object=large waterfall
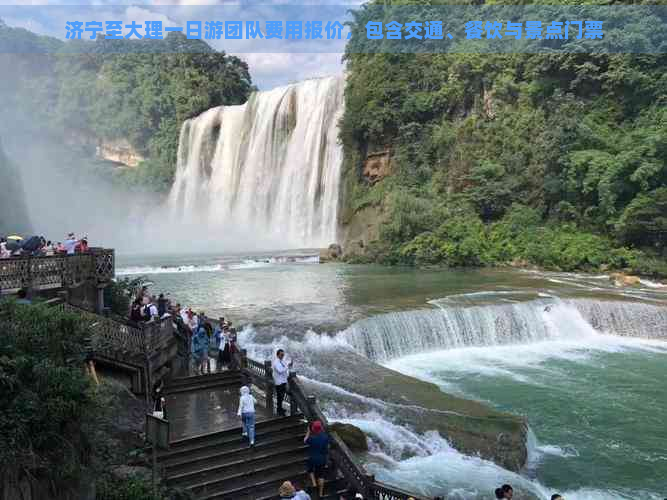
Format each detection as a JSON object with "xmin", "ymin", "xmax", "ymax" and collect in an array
[
  {"xmin": 168, "ymin": 76, "xmax": 344, "ymax": 248},
  {"xmin": 342, "ymin": 298, "xmax": 667, "ymax": 362}
]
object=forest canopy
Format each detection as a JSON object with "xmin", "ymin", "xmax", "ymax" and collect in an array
[
  {"xmin": 0, "ymin": 20, "xmax": 252, "ymax": 192},
  {"xmin": 340, "ymin": 0, "xmax": 667, "ymax": 275}
]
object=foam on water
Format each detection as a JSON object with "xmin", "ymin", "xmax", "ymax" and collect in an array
[
  {"xmin": 341, "ymin": 297, "xmax": 667, "ymax": 363},
  {"xmin": 116, "ymin": 254, "xmax": 320, "ymax": 275},
  {"xmin": 329, "ymin": 412, "xmax": 654, "ymax": 500},
  {"xmin": 116, "ymin": 264, "xmax": 224, "ymax": 276}
]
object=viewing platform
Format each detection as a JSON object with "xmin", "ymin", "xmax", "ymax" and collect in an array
[{"xmin": 0, "ymin": 248, "xmax": 115, "ymax": 312}]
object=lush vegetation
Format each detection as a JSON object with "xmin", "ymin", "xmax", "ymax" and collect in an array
[
  {"xmin": 0, "ymin": 19, "xmax": 253, "ymax": 193},
  {"xmin": 0, "ymin": 301, "xmax": 95, "ymax": 488},
  {"xmin": 341, "ymin": 1, "xmax": 667, "ymax": 276},
  {"xmin": 0, "ymin": 300, "xmax": 183, "ymax": 499}
]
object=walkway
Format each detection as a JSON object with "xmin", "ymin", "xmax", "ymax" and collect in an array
[{"xmin": 167, "ymin": 384, "xmax": 273, "ymax": 440}]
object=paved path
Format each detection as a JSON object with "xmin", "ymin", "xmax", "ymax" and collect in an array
[{"xmin": 166, "ymin": 380, "xmax": 273, "ymax": 440}]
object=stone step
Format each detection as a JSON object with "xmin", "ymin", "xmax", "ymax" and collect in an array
[
  {"xmin": 160, "ymin": 416, "xmax": 306, "ymax": 461},
  {"xmin": 167, "ymin": 446, "xmax": 309, "ymax": 489},
  {"xmin": 163, "ymin": 377, "xmax": 241, "ymax": 395},
  {"xmin": 189, "ymin": 456, "xmax": 309, "ymax": 498},
  {"xmin": 256, "ymin": 477, "xmax": 349, "ymax": 500},
  {"xmin": 163, "ymin": 431, "xmax": 307, "ymax": 474},
  {"xmin": 168, "ymin": 371, "xmax": 242, "ymax": 388}
]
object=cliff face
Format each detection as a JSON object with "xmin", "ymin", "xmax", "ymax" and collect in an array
[
  {"xmin": 96, "ymin": 138, "xmax": 145, "ymax": 168},
  {"xmin": 0, "ymin": 139, "xmax": 32, "ymax": 234}
]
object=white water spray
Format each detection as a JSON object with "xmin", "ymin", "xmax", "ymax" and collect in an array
[
  {"xmin": 341, "ymin": 298, "xmax": 667, "ymax": 362},
  {"xmin": 168, "ymin": 76, "xmax": 344, "ymax": 248}
]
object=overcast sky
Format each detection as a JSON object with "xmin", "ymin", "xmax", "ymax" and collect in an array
[{"xmin": 0, "ymin": 0, "xmax": 364, "ymax": 89}]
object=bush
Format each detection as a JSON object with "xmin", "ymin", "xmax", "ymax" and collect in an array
[{"xmin": 0, "ymin": 301, "xmax": 96, "ymax": 488}]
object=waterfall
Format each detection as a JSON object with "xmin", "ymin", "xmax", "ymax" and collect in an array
[
  {"xmin": 342, "ymin": 299, "xmax": 667, "ymax": 362},
  {"xmin": 168, "ymin": 76, "xmax": 344, "ymax": 249}
]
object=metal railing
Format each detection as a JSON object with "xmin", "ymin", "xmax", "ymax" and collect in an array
[
  {"xmin": 0, "ymin": 248, "xmax": 114, "ymax": 294},
  {"xmin": 235, "ymin": 351, "xmax": 425, "ymax": 500}
]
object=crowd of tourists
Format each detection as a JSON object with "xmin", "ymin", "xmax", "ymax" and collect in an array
[
  {"xmin": 128, "ymin": 286, "xmax": 242, "ymax": 375},
  {"xmin": 0, "ymin": 232, "xmax": 89, "ymax": 258}
]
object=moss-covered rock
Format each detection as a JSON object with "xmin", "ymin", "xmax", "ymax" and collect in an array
[{"xmin": 330, "ymin": 422, "xmax": 368, "ymax": 452}]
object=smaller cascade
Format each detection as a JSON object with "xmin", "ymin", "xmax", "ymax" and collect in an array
[{"xmin": 341, "ymin": 298, "xmax": 667, "ymax": 362}]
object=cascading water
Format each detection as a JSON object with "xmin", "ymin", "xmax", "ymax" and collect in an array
[
  {"xmin": 168, "ymin": 76, "xmax": 344, "ymax": 248},
  {"xmin": 342, "ymin": 298, "xmax": 667, "ymax": 362}
]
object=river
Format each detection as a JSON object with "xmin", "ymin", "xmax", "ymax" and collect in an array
[{"xmin": 117, "ymin": 252, "xmax": 667, "ymax": 500}]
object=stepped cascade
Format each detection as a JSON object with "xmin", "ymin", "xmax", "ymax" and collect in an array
[
  {"xmin": 168, "ymin": 76, "xmax": 345, "ymax": 248},
  {"xmin": 342, "ymin": 298, "xmax": 667, "ymax": 362}
]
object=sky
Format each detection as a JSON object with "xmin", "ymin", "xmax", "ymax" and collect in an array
[{"xmin": 0, "ymin": 0, "xmax": 364, "ymax": 89}]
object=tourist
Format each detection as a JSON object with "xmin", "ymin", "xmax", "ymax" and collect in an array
[
  {"xmin": 278, "ymin": 481, "xmax": 310, "ymax": 500},
  {"xmin": 0, "ymin": 238, "xmax": 9, "ymax": 259},
  {"xmin": 495, "ymin": 485, "xmax": 513, "ymax": 499},
  {"xmin": 213, "ymin": 319, "xmax": 229, "ymax": 371},
  {"xmin": 75, "ymin": 236, "xmax": 89, "ymax": 253},
  {"xmin": 191, "ymin": 322, "xmax": 209, "ymax": 375},
  {"xmin": 63, "ymin": 233, "xmax": 78, "ymax": 255},
  {"xmin": 129, "ymin": 298, "xmax": 143, "ymax": 324},
  {"xmin": 188, "ymin": 308, "xmax": 199, "ymax": 332},
  {"xmin": 152, "ymin": 379, "xmax": 166, "ymax": 419},
  {"xmin": 237, "ymin": 385, "xmax": 256, "ymax": 447},
  {"xmin": 56, "ymin": 242, "xmax": 65, "ymax": 254},
  {"xmin": 304, "ymin": 420, "xmax": 329, "ymax": 498},
  {"xmin": 157, "ymin": 293, "xmax": 168, "ymax": 317},
  {"xmin": 272, "ymin": 348, "xmax": 291, "ymax": 416},
  {"xmin": 228, "ymin": 327, "xmax": 239, "ymax": 369},
  {"xmin": 142, "ymin": 297, "xmax": 158, "ymax": 322},
  {"xmin": 44, "ymin": 240, "xmax": 55, "ymax": 256},
  {"xmin": 551, "ymin": 495, "xmax": 563, "ymax": 500}
]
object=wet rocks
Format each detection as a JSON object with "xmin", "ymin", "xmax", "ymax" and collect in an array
[
  {"xmin": 610, "ymin": 272, "xmax": 641, "ymax": 287},
  {"xmin": 319, "ymin": 243, "xmax": 343, "ymax": 263},
  {"xmin": 329, "ymin": 422, "xmax": 369, "ymax": 452}
]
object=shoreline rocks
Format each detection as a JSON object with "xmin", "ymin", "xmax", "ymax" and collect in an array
[
  {"xmin": 329, "ymin": 422, "xmax": 369, "ymax": 452},
  {"xmin": 609, "ymin": 272, "xmax": 641, "ymax": 287}
]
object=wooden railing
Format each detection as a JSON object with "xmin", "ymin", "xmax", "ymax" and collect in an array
[
  {"xmin": 45, "ymin": 297, "xmax": 185, "ymax": 396},
  {"xmin": 0, "ymin": 248, "xmax": 114, "ymax": 294},
  {"xmin": 236, "ymin": 351, "xmax": 425, "ymax": 500}
]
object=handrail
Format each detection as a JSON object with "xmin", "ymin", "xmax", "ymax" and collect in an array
[
  {"xmin": 235, "ymin": 359, "xmax": 425, "ymax": 500},
  {"xmin": 0, "ymin": 248, "xmax": 114, "ymax": 294}
]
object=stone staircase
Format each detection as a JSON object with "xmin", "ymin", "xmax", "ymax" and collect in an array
[
  {"xmin": 159, "ymin": 415, "xmax": 350, "ymax": 500},
  {"xmin": 164, "ymin": 371, "xmax": 243, "ymax": 395}
]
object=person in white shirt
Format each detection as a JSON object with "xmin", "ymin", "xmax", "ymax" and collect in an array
[
  {"xmin": 278, "ymin": 481, "xmax": 311, "ymax": 500},
  {"xmin": 0, "ymin": 239, "xmax": 9, "ymax": 259},
  {"xmin": 272, "ymin": 349, "xmax": 292, "ymax": 417},
  {"xmin": 63, "ymin": 233, "xmax": 78, "ymax": 255},
  {"xmin": 143, "ymin": 298, "xmax": 158, "ymax": 322},
  {"xmin": 237, "ymin": 386, "xmax": 256, "ymax": 446}
]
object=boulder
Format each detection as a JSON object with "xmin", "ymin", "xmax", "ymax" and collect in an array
[
  {"xmin": 319, "ymin": 243, "xmax": 343, "ymax": 263},
  {"xmin": 329, "ymin": 422, "xmax": 368, "ymax": 452},
  {"xmin": 610, "ymin": 272, "xmax": 641, "ymax": 287},
  {"xmin": 362, "ymin": 150, "xmax": 391, "ymax": 185}
]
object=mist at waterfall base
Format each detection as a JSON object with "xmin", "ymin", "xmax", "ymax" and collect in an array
[{"xmin": 116, "ymin": 257, "xmax": 667, "ymax": 499}]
